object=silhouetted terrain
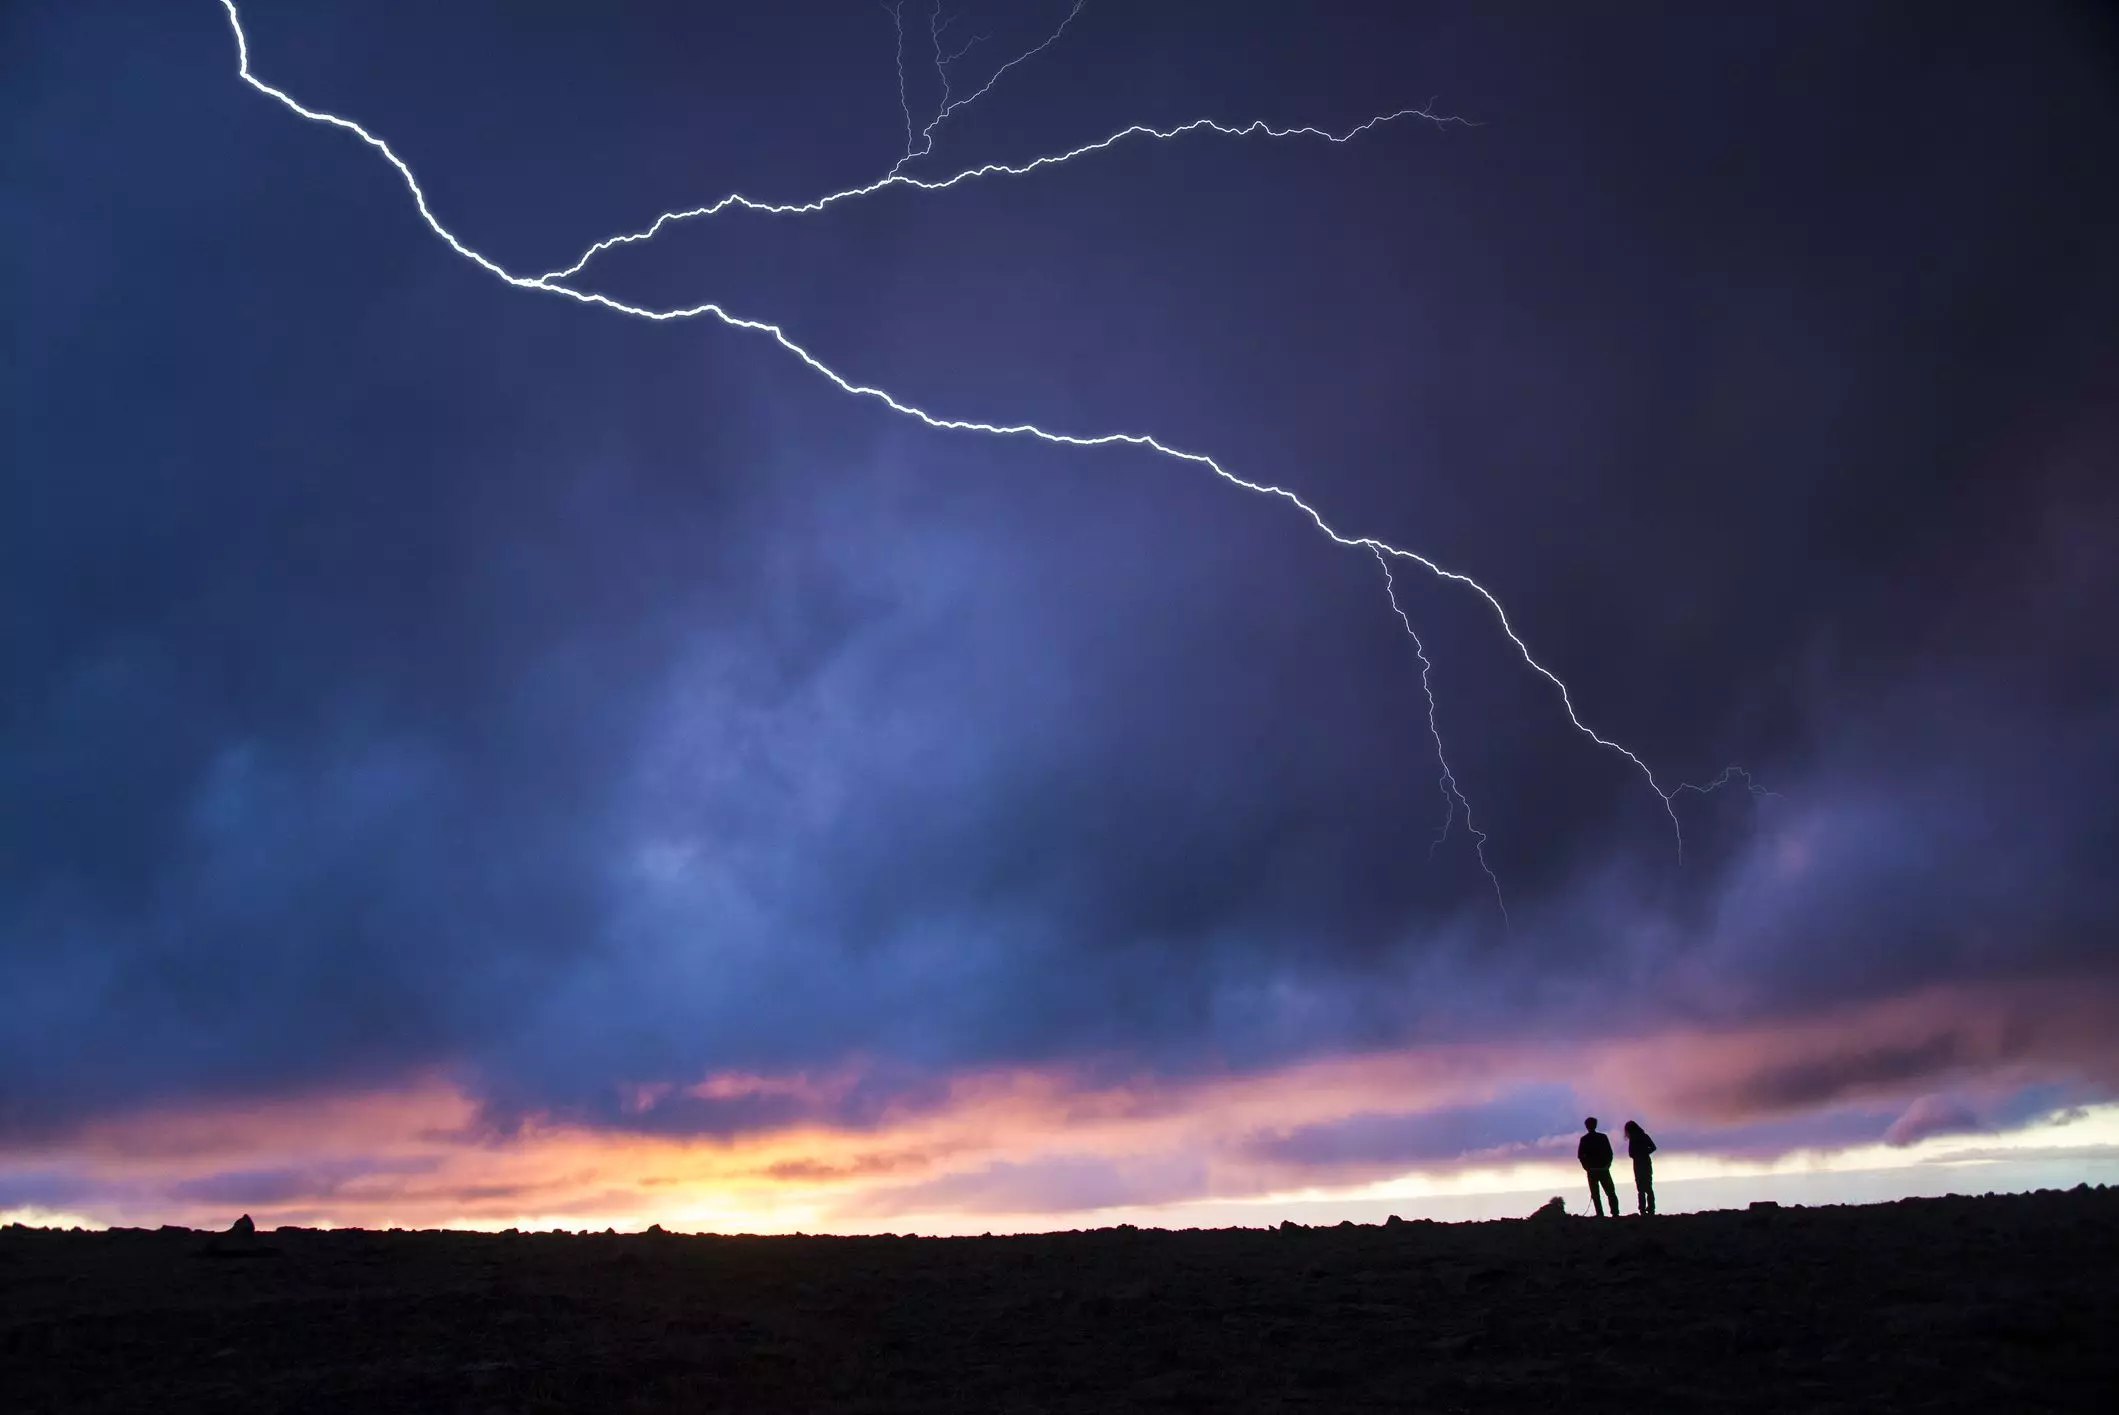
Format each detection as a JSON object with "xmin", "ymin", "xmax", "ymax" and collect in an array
[{"xmin": 5, "ymin": 1187, "xmax": 2115, "ymax": 1412}]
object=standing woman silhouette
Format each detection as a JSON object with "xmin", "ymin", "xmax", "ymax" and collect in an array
[{"xmin": 1623, "ymin": 1120, "xmax": 1658, "ymax": 1215}]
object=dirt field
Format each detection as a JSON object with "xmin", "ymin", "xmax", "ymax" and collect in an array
[{"xmin": 5, "ymin": 1186, "xmax": 2114, "ymax": 1412}]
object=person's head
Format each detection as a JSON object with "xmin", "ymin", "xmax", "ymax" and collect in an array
[
  {"xmin": 1584, "ymin": 1117, "xmax": 1599, "ymax": 1132},
  {"xmin": 1623, "ymin": 1120, "xmax": 1640, "ymax": 1137}
]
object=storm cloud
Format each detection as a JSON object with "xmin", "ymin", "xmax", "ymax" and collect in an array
[{"xmin": 5, "ymin": 0, "xmax": 2117, "ymax": 1218}]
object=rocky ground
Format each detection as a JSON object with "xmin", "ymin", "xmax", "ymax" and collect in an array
[{"xmin": 4, "ymin": 1186, "xmax": 2115, "ymax": 1412}]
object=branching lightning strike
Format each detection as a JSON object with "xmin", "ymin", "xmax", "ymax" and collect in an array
[
  {"xmin": 886, "ymin": 0, "xmax": 1083, "ymax": 179},
  {"xmin": 216, "ymin": 0, "xmax": 1757, "ymax": 919},
  {"xmin": 1675, "ymin": 766, "xmax": 1781, "ymax": 804},
  {"xmin": 539, "ymin": 107, "xmax": 1467, "ymax": 284},
  {"xmin": 1373, "ymin": 548, "xmax": 1504, "ymax": 924},
  {"xmin": 886, "ymin": 4, "xmax": 916, "ymax": 161}
]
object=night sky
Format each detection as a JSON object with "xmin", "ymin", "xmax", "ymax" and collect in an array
[{"xmin": 5, "ymin": 1, "xmax": 2118, "ymax": 1230}]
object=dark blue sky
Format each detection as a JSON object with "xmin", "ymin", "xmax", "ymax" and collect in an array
[{"xmin": 5, "ymin": 0, "xmax": 2117, "ymax": 1194}]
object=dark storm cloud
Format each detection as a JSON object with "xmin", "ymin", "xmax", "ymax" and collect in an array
[
  {"xmin": 5, "ymin": 0, "xmax": 2117, "ymax": 1155},
  {"xmin": 1633, "ymin": 1085, "xmax": 2100, "ymax": 1165},
  {"xmin": 1725, "ymin": 1038, "xmax": 1974, "ymax": 1116},
  {"xmin": 1694, "ymin": 996, "xmax": 2108, "ymax": 1130},
  {"xmin": 0, "ymin": 1171, "xmax": 103, "ymax": 1213},
  {"xmin": 1880, "ymin": 1097, "xmax": 1984, "ymax": 1150},
  {"xmin": 477, "ymin": 1064, "xmax": 963, "ymax": 1142},
  {"xmin": 167, "ymin": 1155, "xmax": 441, "ymax": 1208},
  {"xmin": 1246, "ymin": 1088, "xmax": 1579, "ymax": 1175}
]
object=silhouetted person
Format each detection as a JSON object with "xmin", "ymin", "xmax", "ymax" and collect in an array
[
  {"xmin": 1579, "ymin": 1117, "xmax": 1618, "ymax": 1216},
  {"xmin": 1624, "ymin": 1120, "xmax": 1658, "ymax": 1215}
]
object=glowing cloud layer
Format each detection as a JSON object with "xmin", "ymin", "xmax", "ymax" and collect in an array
[{"xmin": 9, "ymin": 980, "xmax": 2115, "ymax": 1233}]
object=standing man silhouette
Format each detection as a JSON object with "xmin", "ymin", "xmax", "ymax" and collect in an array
[
  {"xmin": 1624, "ymin": 1120, "xmax": 1658, "ymax": 1215},
  {"xmin": 1578, "ymin": 1117, "xmax": 1618, "ymax": 1217}
]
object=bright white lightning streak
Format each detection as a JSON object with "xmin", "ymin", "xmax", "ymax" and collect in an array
[
  {"xmin": 1373, "ymin": 549, "xmax": 1506, "ymax": 925},
  {"xmin": 539, "ymin": 105, "xmax": 1465, "ymax": 284},
  {"xmin": 219, "ymin": 0, "xmax": 1739, "ymax": 865}
]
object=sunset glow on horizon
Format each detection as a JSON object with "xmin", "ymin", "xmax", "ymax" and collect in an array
[{"xmin": 10, "ymin": 980, "xmax": 2117, "ymax": 1233}]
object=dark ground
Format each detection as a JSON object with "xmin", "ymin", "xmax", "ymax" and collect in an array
[{"xmin": 4, "ymin": 1187, "xmax": 2116, "ymax": 1412}]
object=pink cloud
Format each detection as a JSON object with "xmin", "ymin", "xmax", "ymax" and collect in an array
[{"xmin": 5, "ymin": 976, "xmax": 2114, "ymax": 1231}]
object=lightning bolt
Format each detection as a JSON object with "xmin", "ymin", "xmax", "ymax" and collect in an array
[
  {"xmin": 216, "ymin": 0, "xmax": 1756, "ymax": 910},
  {"xmin": 1674, "ymin": 765, "xmax": 1782, "ymax": 804},
  {"xmin": 886, "ymin": 0, "xmax": 1083, "ymax": 179},
  {"xmin": 931, "ymin": 10, "xmax": 988, "ymax": 73},
  {"xmin": 1374, "ymin": 548, "xmax": 1506, "ymax": 926},
  {"xmin": 538, "ymin": 108, "xmax": 1469, "ymax": 285},
  {"xmin": 885, "ymin": 4, "xmax": 915, "ymax": 161}
]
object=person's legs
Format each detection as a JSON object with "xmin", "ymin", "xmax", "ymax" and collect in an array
[
  {"xmin": 1586, "ymin": 1170, "xmax": 1605, "ymax": 1216},
  {"xmin": 1635, "ymin": 1158, "xmax": 1654, "ymax": 1215},
  {"xmin": 1591, "ymin": 1168, "xmax": 1618, "ymax": 1216}
]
